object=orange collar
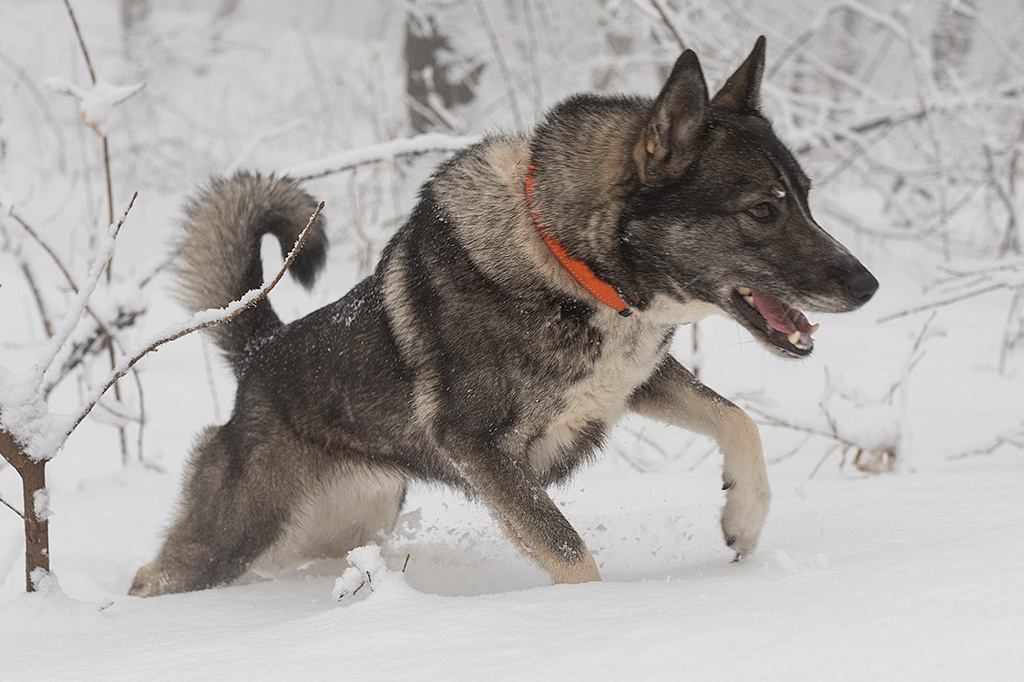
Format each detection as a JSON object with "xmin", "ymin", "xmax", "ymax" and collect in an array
[{"xmin": 524, "ymin": 164, "xmax": 635, "ymax": 318}]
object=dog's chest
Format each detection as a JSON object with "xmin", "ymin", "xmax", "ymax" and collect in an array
[{"xmin": 529, "ymin": 319, "xmax": 671, "ymax": 473}]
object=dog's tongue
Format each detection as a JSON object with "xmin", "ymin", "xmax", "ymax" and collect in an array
[{"xmin": 751, "ymin": 289, "xmax": 812, "ymax": 334}]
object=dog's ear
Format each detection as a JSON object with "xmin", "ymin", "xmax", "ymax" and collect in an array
[
  {"xmin": 633, "ymin": 49, "xmax": 709, "ymax": 186},
  {"xmin": 711, "ymin": 36, "xmax": 766, "ymax": 112}
]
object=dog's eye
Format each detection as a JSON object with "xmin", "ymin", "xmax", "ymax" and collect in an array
[{"xmin": 747, "ymin": 203, "xmax": 777, "ymax": 223}]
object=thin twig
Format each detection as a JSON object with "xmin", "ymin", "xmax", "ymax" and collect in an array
[
  {"xmin": 884, "ymin": 311, "xmax": 938, "ymax": 404},
  {"xmin": 474, "ymin": 0, "xmax": 522, "ymax": 128},
  {"xmin": 7, "ymin": 209, "xmax": 78, "ymax": 290},
  {"xmin": 0, "ymin": 220, "xmax": 54, "ymax": 337},
  {"xmin": 766, "ymin": 434, "xmax": 815, "ymax": 465},
  {"xmin": 649, "ymin": 0, "xmax": 687, "ymax": 50},
  {"xmin": 62, "ymin": 0, "xmax": 97, "ymax": 85},
  {"xmin": 685, "ymin": 443, "xmax": 719, "ymax": 473},
  {"xmin": 130, "ymin": 354, "xmax": 146, "ymax": 462},
  {"xmin": 19, "ymin": 262, "xmax": 54, "ymax": 337},
  {"xmin": 999, "ymin": 287, "xmax": 1024, "ymax": 373},
  {"xmin": 745, "ymin": 404, "xmax": 861, "ymax": 451},
  {"xmin": 0, "ymin": 494, "xmax": 24, "ymax": 520},
  {"xmin": 877, "ymin": 283, "xmax": 1006, "ymax": 323},
  {"xmin": 808, "ymin": 444, "xmax": 844, "ymax": 480},
  {"xmin": 101, "ymin": 136, "xmax": 116, "ymax": 264},
  {"xmin": 951, "ymin": 431, "xmax": 1024, "ymax": 459}
]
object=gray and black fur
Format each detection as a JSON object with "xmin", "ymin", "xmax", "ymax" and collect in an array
[{"xmin": 131, "ymin": 38, "xmax": 877, "ymax": 596}]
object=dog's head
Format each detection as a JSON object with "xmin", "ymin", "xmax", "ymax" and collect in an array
[{"xmin": 621, "ymin": 37, "xmax": 878, "ymax": 357}]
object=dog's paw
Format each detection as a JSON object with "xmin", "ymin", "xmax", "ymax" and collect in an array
[{"xmin": 720, "ymin": 478, "xmax": 771, "ymax": 560}]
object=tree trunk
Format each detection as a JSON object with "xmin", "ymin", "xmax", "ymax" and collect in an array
[
  {"xmin": 19, "ymin": 458, "xmax": 49, "ymax": 591},
  {"xmin": 1, "ymin": 427, "xmax": 50, "ymax": 592}
]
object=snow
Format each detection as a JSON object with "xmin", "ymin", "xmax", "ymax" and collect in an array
[
  {"xmin": 45, "ymin": 78, "xmax": 145, "ymax": 135},
  {"xmin": 332, "ymin": 543, "xmax": 406, "ymax": 600},
  {"xmin": 2, "ymin": 1, "xmax": 1023, "ymax": 681},
  {"xmin": 0, "ymin": 365, "xmax": 63, "ymax": 463},
  {"xmin": 1, "ymin": 457, "xmax": 1022, "ymax": 681}
]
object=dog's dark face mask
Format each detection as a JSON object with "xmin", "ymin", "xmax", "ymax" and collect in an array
[{"xmin": 622, "ymin": 37, "xmax": 878, "ymax": 358}]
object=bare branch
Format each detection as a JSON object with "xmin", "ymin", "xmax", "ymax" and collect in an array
[
  {"xmin": 283, "ymin": 133, "xmax": 478, "ymax": 182},
  {"xmin": 808, "ymin": 444, "xmax": 845, "ymax": 480},
  {"xmin": 61, "ymin": 0, "xmax": 97, "ymax": 85},
  {"xmin": 745, "ymin": 403, "xmax": 862, "ymax": 452},
  {"xmin": 18, "ymin": 261, "xmax": 54, "ymax": 338},
  {"xmin": 0, "ymin": 220, "xmax": 55, "ymax": 337},
  {"xmin": 7, "ymin": 208, "xmax": 79, "ymax": 291},
  {"xmin": 952, "ymin": 430, "xmax": 1024, "ymax": 459},
  {"xmin": 102, "ymin": 136, "xmax": 115, "ymax": 259},
  {"xmin": 877, "ymin": 283, "xmax": 1006, "ymax": 323}
]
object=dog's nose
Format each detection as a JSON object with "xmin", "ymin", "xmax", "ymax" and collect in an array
[{"xmin": 846, "ymin": 270, "xmax": 879, "ymax": 303}]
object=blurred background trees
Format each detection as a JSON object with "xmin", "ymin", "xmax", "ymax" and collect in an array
[{"xmin": 2, "ymin": 0, "xmax": 1022, "ymax": 478}]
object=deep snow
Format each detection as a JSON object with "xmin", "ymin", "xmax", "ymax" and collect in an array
[{"xmin": 2, "ymin": 447, "xmax": 1022, "ymax": 681}]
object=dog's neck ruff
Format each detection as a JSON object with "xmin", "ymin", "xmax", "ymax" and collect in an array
[{"xmin": 524, "ymin": 163, "xmax": 635, "ymax": 318}]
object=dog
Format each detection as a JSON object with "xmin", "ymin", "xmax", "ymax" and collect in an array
[{"xmin": 130, "ymin": 37, "xmax": 878, "ymax": 596}]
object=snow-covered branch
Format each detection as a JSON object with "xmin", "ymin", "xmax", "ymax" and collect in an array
[
  {"xmin": 283, "ymin": 133, "xmax": 480, "ymax": 181},
  {"xmin": 59, "ymin": 201, "xmax": 325, "ymax": 450},
  {"xmin": 37, "ymin": 194, "xmax": 136, "ymax": 386}
]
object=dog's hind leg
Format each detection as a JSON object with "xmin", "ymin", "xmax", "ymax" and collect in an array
[
  {"xmin": 629, "ymin": 355, "xmax": 770, "ymax": 559},
  {"xmin": 130, "ymin": 423, "xmax": 314, "ymax": 596}
]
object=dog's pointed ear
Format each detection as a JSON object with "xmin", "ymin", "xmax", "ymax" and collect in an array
[
  {"xmin": 711, "ymin": 36, "xmax": 766, "ymax": 112},
  {"xmin": 633, "ymin": 49, "xmax": 709, "ymax": 186}
]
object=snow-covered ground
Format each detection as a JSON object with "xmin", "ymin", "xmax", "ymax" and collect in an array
[
  {"xmin": 2, "ymin": 450, "xmax": 1022, "ymax": 681},
  {"xmin": 2, "ymin": 2, "xmax": 1022, "ymax": 680}
]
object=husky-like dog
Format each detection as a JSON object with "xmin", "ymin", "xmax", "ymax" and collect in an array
[{"xmin": 131, "ymin": 38, "xmax": 877, "ymax": 596}]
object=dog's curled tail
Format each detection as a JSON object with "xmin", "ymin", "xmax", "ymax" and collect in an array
[{"xmin": 175, "ymin": 172, "xmax": 327, "ymax": 372}]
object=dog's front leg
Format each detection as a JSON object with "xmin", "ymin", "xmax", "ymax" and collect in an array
[
  {"xmin": 443, "ymin": 436, "xmax": 601, "ymax": 584},
  {"xmin": 629, "ymin": 356, "xmax": 770, "ymax": 559}
]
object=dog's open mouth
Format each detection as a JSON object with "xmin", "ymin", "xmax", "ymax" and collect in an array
[{"xmin": 732, "ymin": 287, "xmax": 818, "ymax": 357}]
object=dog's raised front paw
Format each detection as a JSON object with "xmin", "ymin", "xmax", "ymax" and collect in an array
[{"xmin": 720, "ymin": 478, "xmax": 771, "ymax": 559}]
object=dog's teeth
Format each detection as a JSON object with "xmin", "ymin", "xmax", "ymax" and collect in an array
[
  {"xmin": 737, "ymin": 286, "xmax": 752, "ymax": 296},
  {"xmin": 743, "ymin": 295, "xmax": 755, "ymax": 306},
  {"xmin": 810, "ymin": 323, "xmax": 820, "ymax": 334},
  {"xmin": 787, "ymin": 331, "xmax": 801, "ymax": 345}
]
